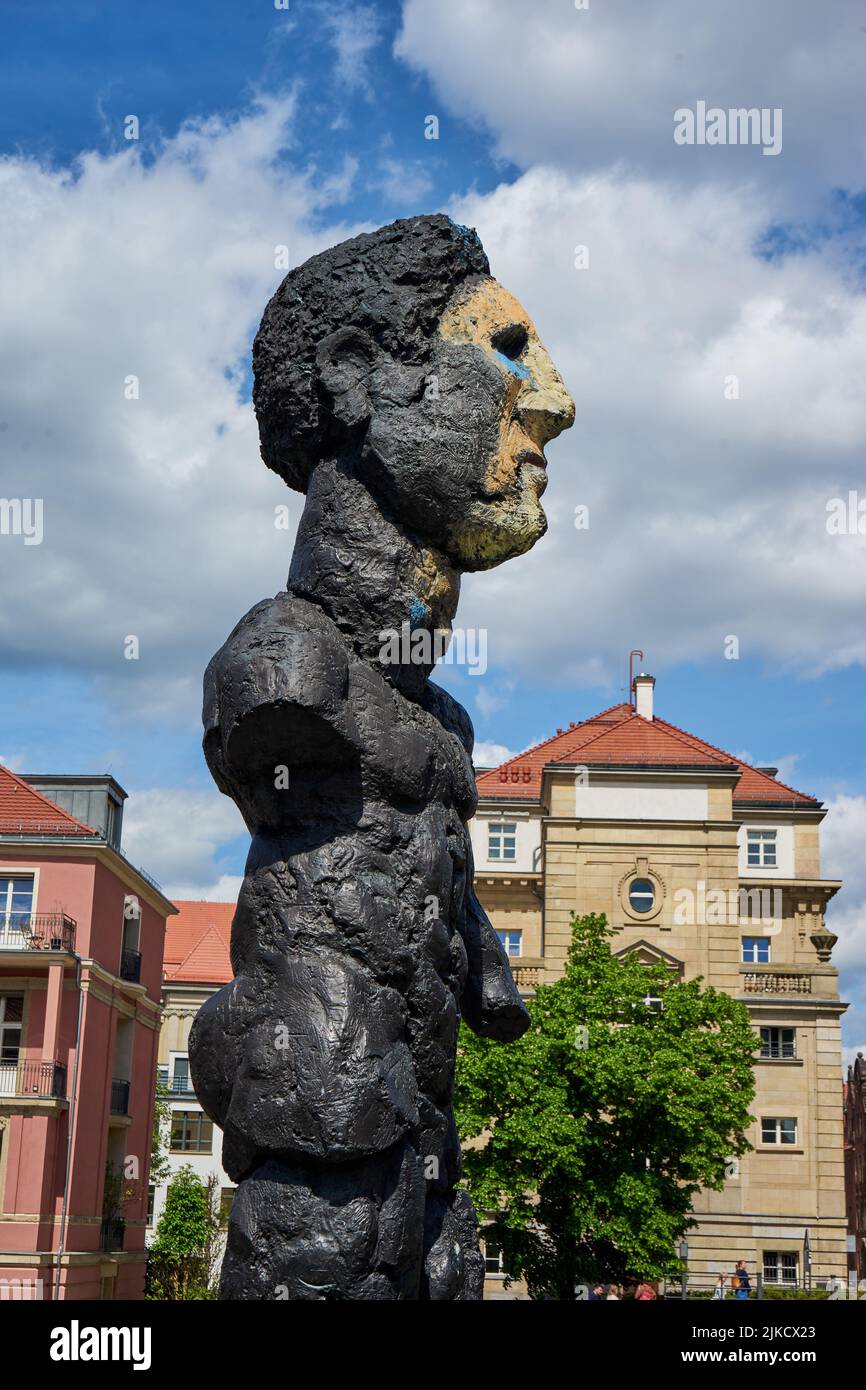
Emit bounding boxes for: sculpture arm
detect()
[203,593,360,799]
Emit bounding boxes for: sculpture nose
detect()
[514,343,575,448]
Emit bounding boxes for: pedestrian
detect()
[606,1283,621,1300]
[587,1282,605,1301]
[732,1260,751,1300]
[712,1272,727,1300]
[635,1280,657,1300]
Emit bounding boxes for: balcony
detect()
[510,957,545,992]
[119,947,142,983]
[110,1077,130,1116]
[100,1217,125,1252]
[0,913,76,953]
[0,1058,67,1100]
[743,971,812,995]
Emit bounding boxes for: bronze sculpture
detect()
[189,215,574,1299]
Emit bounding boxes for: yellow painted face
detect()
[437,278,575,565]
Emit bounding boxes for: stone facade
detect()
[470,683,848,1293]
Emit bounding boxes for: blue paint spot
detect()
[409,598,428,628]
[448,219,480,251]
[494,351,532,381]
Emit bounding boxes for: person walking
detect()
[606,1283,621,1300]
[587,1282,605,1301]
[635,1280,657,1300]
[732,1260,751,1300]
[712,1272,727,1300]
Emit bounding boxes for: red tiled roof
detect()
[165,900,233,984]
[476,702,818,807]
[0,763,98,837]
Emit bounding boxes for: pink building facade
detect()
[0,769,174,1299]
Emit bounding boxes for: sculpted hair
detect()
[252,214,490,493]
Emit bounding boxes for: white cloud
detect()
[324,4,383,97]
[0,95,366,725]
[396,0,866,210]
[372,157,433,207]
[434,166,866,688]
[474,681,515,720]
[121,787,245,896]
[819,795,866,1056]
[473,740,515,768]
[823,795,866,968]
[167,874,244,906]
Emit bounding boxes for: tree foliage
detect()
[149,1072,172,1189]
[455,913,757,1299]
[145,1166,223,1300]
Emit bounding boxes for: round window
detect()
[628,878,655,914]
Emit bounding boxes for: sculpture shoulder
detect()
[203,591,349,738]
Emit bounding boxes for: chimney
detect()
[633,672,655,720]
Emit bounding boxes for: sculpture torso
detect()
[190,588,515,1296]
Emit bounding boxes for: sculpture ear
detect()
[316,327,378,431]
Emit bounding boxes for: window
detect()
[0,995,23,1096]
[763,1251,798,1286]
[0,995,23,1063]
[170,1110,213,1154]
[157,1064,169,1089]
[146,1185,155,1226]
[488,823,516,862]
[496,930,522,958]
[483,1240,506,1277]
[0,876,34,933]
[760,1027,796,1060]
[220,1188,236,1227]
[742,937,771,964]
[761,1117,797,1145]
[747,830,777,867]
[628,879,655,914]
[171,1056,190,1095]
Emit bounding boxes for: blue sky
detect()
[1,1,865,1053]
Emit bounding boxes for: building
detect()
[0,766,174,1299]
[470,674,849,1291]
[844,1052,866,1283]
[150,901,234,1239]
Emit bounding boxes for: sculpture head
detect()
[253,215,574,572]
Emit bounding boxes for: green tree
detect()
[149,1072,171,1189]
[145,1166,223,1300]
[455,913,757,1300]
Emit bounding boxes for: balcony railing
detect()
[167,1077,197,1099]
[100,1217,125,1252]
[0,1059,67,1100]
[119,947,142,983]
[511,958,545,992]
[110,1078,130,1115]
[743,972,812,995]
[0,913,76,953]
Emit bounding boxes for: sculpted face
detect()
[359,277,575,571]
